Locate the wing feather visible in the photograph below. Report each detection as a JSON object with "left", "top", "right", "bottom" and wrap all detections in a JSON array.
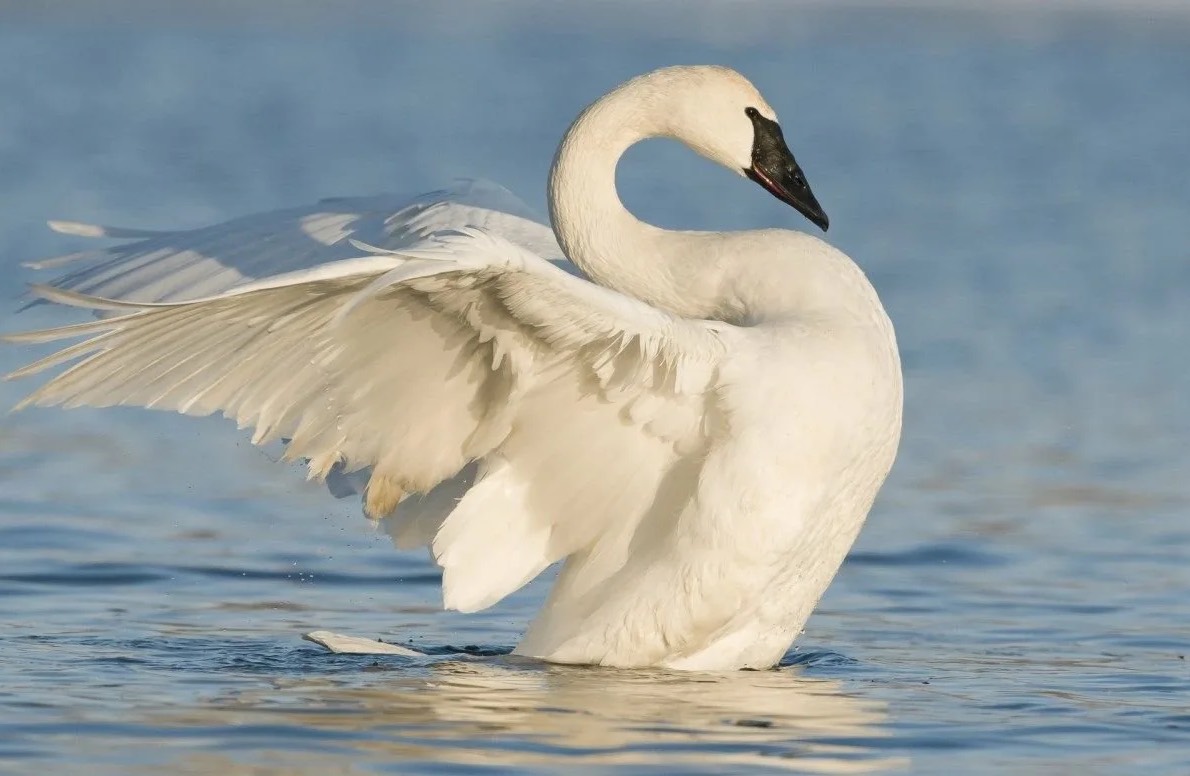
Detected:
[
  {"left": 27, "top": 179, "right": 566, "bottom": 305},
  {"left": 6, "top": 225, "right": 730, "bottom": 615}
]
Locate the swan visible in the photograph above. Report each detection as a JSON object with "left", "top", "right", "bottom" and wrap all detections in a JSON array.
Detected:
[{"left": 3, "top": 65, "right": 902, "bottom": 670}]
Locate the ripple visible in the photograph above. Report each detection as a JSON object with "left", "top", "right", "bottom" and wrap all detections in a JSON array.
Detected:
[
  {"left": 846, "top": 543, "right": 1007, "bottom": 569},
  {"left": 0, "top": 564, "right": 171, "bottom": 586},
  {"left": 0, "top": 561, "right": 440, "bottom": 588},
  {"left": 781, "top": 650, "right": 859, "bottom": 669}
]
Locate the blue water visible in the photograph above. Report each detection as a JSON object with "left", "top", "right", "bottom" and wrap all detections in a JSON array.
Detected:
[{"left": 1, "top": 3, "right": 1189, "bottom": 774}]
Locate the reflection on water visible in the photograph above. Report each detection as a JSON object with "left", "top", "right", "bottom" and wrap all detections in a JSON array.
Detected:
[{"left": 153, "top": 657, "right": 901, "bottom": 773}]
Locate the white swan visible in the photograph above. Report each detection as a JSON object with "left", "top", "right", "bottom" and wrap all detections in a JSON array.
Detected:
[{"left": 4, "top": 66, "right": 902, "bottom": 670}]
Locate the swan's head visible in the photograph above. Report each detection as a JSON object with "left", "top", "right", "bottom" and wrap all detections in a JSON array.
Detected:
[{"left": 651, "top": 66, "right": 830, "bottom": 232}]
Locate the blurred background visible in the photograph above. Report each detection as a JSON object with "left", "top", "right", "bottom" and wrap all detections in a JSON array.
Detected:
[{"left": 0, "top": 2, "right": 1187, "bottom": 774}]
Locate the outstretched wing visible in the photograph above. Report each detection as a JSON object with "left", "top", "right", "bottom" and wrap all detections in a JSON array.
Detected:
[
  {"left": 26, "top": 179, "right": 568, "bottom": 304},
  {"left": 5, "top": 229, "right": 730, "bottom": 614}
]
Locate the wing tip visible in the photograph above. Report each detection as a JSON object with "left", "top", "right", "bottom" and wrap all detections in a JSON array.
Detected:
[
  {"left": 47, "top": 219, "right": 107, "bottom": 238},
  {"left": 346, "top": 238, "right": 395, "bottom": 256},
  {"left": 441, "top": 574, "right": 502, "bottom": 614},
  {"left": 47, "top": 219, "right": 166, "bottom": 240},
  {"left": 22, "top": 250, "right": 95, "bottom": 270},
  {"left": 24, "top": 283, "right": 156, "bottom": 312}
]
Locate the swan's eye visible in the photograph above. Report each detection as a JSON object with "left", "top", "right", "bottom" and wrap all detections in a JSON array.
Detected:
[{"left": 745, "top": 107, "right": 760, "bottom": 119}]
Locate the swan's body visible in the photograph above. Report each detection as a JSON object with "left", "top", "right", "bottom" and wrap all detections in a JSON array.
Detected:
[{"left": 4, "top": 66, "right": 901, "bottom": 670}]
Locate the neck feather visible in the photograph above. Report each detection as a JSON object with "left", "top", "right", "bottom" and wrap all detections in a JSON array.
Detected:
[{"left": 548, "top": 77, "right": 724, "bottom": 318}]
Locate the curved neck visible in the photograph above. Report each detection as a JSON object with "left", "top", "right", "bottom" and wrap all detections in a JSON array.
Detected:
[
  {"left": 548, "top": 77, "right": 722, "bottom": 319},
  {"left": 546, "top": 74, "right": 888, "bottom": 330}
]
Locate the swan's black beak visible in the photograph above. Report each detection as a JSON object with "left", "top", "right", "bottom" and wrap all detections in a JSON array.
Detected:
[{"left": 744, "top": 109, "right": 829, "bottom": 232}]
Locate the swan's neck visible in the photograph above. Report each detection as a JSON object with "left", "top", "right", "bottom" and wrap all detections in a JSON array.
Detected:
[
  {"left": 548, "top": 75, "right": 889, "bottom": 329},
  {"left": 548, "top": 80, "right": 722, "bottom": 319}
]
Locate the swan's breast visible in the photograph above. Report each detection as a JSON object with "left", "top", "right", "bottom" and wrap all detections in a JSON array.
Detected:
[{"left": 709, "top": 316, "right": 901, "bottom": 535}]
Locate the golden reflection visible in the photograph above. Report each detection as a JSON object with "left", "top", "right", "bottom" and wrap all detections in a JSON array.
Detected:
[{"left": 155, "top": 658, "right": 906, "bottom": 773}]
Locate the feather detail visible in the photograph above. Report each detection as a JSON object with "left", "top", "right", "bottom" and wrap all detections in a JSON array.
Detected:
[{"left": 5, "top": 226, "right": 728, "bottom": 616}]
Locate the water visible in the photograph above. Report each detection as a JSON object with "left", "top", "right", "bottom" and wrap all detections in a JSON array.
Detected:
[{"left": 1, "top": 3, "right": 1188, "bottom": 773}]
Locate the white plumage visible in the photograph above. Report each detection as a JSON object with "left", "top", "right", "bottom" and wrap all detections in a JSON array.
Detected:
[{"left": 5, "top": 66, "right": 902, "bottom": 670}]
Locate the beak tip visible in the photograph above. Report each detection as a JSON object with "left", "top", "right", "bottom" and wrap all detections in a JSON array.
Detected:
[{"left": 804, "top": 207, "right": 829, "bottom": 233}]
